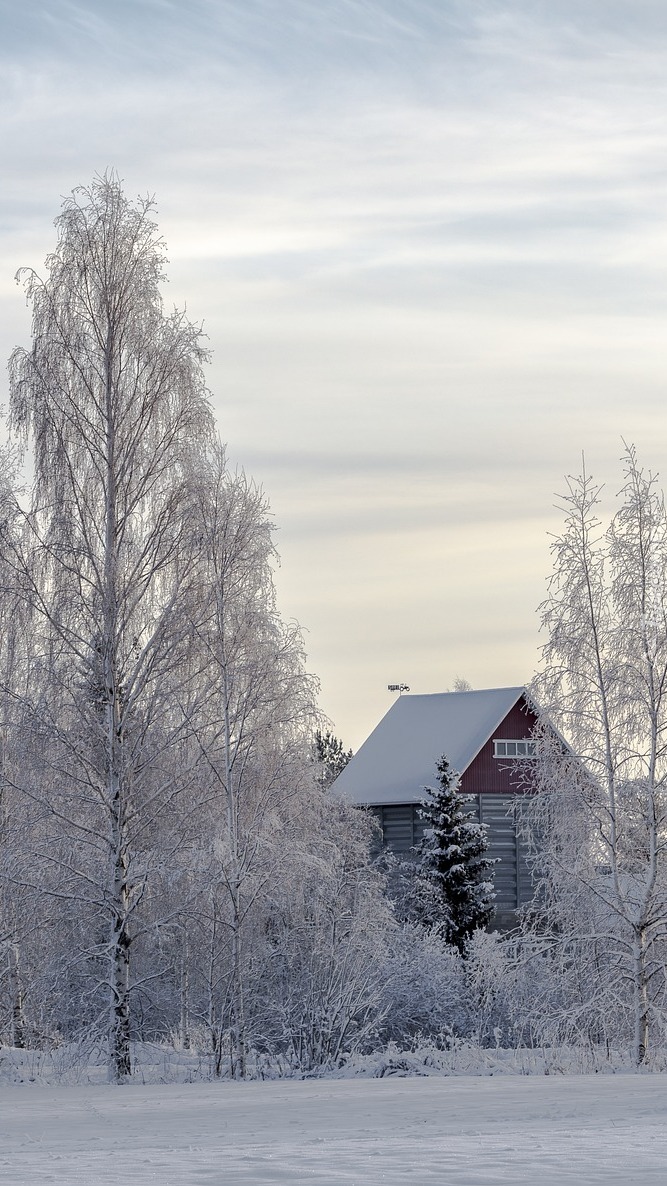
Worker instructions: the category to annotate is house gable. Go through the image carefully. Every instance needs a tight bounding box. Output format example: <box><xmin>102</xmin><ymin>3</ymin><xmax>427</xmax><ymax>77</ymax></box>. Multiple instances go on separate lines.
<box><xmin>460</xmin><ymin>694</ymin><xmax>539</xmax><ymax>796</ymax></box>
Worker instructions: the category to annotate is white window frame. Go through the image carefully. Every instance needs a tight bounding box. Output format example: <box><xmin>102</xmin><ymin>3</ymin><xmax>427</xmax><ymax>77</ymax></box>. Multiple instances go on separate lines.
<box><xmin>493</xmin><ymin>739</ymin><xmax>537</xmax><ymax>759</ymax></box>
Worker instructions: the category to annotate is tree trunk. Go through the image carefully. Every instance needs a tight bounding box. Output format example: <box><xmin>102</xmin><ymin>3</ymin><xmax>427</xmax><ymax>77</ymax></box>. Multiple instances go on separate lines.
<box><xmin>8</xmin><ymin>940</ymin><xmax>25</xmax><ymax>1049</ymax></box>
<box><xmin>104</xmin><ymin>333</ymin><xmax>132</xmax><ymax>1084</ymax></box>
<box><xmin>633</xmin><ymin>927</ymin><xmax>650</xmax><ymax>1067</ymax></box>
<box><xmin>109</xmin><ymin>836</ymin><xmax>132</xmax><ymax>1082</ymax></box>
<box><xmin>223</xmin><ymin>666</ymin><xmax>247</xmax><ymax>1080</ymax></box>
<box><xmin>230</xmin><ymin>892</ymin><xmax>247</xmax><ymax>1080</ymax></box>
<box><xmin>179</xmin><ymin>930</ymin><xmax>190</xmax><ymax>1050</ymax></box>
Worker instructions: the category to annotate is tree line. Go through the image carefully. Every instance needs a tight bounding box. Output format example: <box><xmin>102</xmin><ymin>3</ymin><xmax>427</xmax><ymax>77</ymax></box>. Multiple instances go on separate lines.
<box><xmin>0</xmin><ymin>175</ymin><xmax>496</xmax><ymax>1084</ymax></box>
<box><xmin>3</xmin><ymin>174</ymin><xmax>667</xmax><ymax>1080</ymax></box>
<box><xmin>0</xmin><ymin>175</ymin><xmax>386</xmax><ymax>1081</ymax></box>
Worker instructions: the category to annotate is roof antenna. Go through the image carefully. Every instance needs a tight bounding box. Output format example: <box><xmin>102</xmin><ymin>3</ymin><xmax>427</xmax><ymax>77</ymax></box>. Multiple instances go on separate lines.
<box><xmin>388</xmin><ymin>683</ymin><xmax>410</xmax><ymax>695</ymax></box>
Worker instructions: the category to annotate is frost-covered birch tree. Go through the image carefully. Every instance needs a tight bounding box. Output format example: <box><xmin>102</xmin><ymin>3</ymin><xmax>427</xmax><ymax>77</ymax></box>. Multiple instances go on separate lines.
<box><xmin>0</xmin><ymin>452</ymin><xmax>34</xmax><ymax>1050</ymax></box>
<box><xmin>6</xmin><ymin>174</ymin><xmax>213</xmax><ymax>1080</ymax></box>
<box><xmin>527</xmin><ymin>446</ymin><xmax>667</xmax><ymax>1065</ymax></box>
<box><xmin>182</xmin><ymin>445</ymin><xmax>322</xmax><ymax>1076</ymax></box>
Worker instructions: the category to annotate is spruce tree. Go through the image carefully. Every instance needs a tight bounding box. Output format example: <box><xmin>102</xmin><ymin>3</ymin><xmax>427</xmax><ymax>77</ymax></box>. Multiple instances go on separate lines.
<box><xmin>314</xmin><ymin>729</ymin><xmax>353</xmax><ymax>788</ymax></box>
<box><xmin>415</xmin><ymin>756</ymin><xmax>495</xmax><ymax>952</ymax></box>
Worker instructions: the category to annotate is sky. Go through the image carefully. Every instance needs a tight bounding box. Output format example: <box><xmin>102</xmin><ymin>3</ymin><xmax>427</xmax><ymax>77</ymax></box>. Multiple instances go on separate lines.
<box><xmin>2</xmin><ymin>1</ymin><xmax>667</xmax><ymax>750</ymax></box>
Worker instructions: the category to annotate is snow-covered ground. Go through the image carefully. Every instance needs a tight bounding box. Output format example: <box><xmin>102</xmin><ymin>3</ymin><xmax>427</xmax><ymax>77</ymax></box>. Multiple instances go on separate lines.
<box><xmin>2</xmin><ymin>1074</ymin><xmax>667</xmax><ymax>1185</ymax></box>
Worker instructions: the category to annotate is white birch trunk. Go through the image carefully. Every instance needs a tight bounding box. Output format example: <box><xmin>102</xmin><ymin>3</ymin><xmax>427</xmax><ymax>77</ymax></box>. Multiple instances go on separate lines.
<box><xmin>179</xmin><ymin>931</ymin><xmax>190</xmax><ymax>1051</ymax></box>
<box><xmin>7</xmin><ymin>939</ymin><xmax>25</xmax><ymax>1049</ymax></box>
<box><xmin>222</xmin><ymin>665</ymin><xmax>247</xmax><ymax>1081</ymax></box>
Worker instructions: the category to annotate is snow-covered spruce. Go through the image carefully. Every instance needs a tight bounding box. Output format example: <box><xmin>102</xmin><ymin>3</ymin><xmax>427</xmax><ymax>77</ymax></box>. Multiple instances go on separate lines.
<box><xmin>413</xmin><ymin>756</ymin><xmax>495</xmax><ymax>951</ymax></box>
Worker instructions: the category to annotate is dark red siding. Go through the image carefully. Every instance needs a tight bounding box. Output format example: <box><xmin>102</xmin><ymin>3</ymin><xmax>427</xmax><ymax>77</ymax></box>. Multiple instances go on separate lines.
<box><xmin>460</xmin><ymin>695</ymin><xmax>538</xmax><ymax>796</ymax></box>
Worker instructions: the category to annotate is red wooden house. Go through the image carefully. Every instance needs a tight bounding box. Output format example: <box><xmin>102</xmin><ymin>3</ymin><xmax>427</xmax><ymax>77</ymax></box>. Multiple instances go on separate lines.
<box><xmin>333</xmin><ymin>686</ymin><xmax>539</xmax><ymax>927</ymax></box>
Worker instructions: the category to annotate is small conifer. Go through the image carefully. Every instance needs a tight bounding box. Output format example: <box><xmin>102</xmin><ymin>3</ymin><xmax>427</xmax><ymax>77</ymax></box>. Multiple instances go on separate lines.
<box><xmin>314</xmin><ymin>729</ymin><xmax>353</xmax><ymax>788</ymax></box>
<box><xmin>415</xmin><ymin>755</ymin><xmax>495</xmax><ymax>952</ymax></box>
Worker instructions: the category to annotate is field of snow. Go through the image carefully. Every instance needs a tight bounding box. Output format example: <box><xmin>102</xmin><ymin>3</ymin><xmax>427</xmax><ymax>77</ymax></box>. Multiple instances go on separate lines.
<box><xmin>2</xmin><ymin>1073</ymin><xmax>667</xmax><ymax>1184</ymax></box>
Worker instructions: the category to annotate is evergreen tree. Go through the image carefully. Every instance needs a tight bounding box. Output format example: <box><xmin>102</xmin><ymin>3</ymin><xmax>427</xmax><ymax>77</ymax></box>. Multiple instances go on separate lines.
<box><xmin>415</xmin><ymin>756</ymin><xmax>495</xmax><ymax>952</ymax></box>
<box><xmin>314</xmin><ymin>728</ymin><xmax>353</xmax><ymax>788</ymax></box>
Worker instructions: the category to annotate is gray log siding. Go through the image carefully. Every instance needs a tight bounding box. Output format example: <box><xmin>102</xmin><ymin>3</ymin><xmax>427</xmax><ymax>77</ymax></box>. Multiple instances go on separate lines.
<box><xmin>371</xmin><ymin>797</ymin><xmax>531</xmax><ymax>919</ymax></box>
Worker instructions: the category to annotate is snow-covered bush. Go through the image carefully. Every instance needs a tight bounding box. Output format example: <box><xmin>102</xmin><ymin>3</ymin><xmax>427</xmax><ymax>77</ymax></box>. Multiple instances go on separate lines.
<box><xmin>257</xmin><ymin>806</ymin><xmax>394</xmax><ymax>1072</ymax></box>
<box><xmin>378</xmin><ymin>923</ymin><xmax>466</xmax><ymax>1044</ymax></box>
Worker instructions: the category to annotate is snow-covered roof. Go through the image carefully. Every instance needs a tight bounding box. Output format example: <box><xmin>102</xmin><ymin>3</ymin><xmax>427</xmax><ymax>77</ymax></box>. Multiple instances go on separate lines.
<box><xmin>333</xmin><ymin>687</ymin><xmax>527</xmax><ymax>806</ymax></box>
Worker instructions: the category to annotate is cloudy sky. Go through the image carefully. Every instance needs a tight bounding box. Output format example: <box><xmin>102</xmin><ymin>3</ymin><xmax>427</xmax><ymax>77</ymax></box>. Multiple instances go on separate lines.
<box><xmin>2</xmin><ymin>1</ymin><xmax>667</xmax><ymax>749</ymax></box>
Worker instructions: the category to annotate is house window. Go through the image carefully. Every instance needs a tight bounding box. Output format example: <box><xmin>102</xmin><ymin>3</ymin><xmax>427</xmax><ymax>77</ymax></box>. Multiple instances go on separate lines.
<box><xmin>493</xmin><ymin>739</ymin><xmax>536</xmax><ymax>758</ymax></box>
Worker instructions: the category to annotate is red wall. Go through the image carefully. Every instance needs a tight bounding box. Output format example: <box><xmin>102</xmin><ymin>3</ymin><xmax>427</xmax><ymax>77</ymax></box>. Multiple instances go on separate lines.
<box><xmin>460</xmin><ymin>696</ymin><xmax>538</xmax><ymax>796</ymax></box>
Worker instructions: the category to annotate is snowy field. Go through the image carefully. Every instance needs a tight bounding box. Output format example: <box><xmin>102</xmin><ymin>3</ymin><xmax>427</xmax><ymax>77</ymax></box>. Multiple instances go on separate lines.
<box><xmin>2</xmin><ymin>1074</ymin><xmax>667</xmax><ymax>1185</ymax></box>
